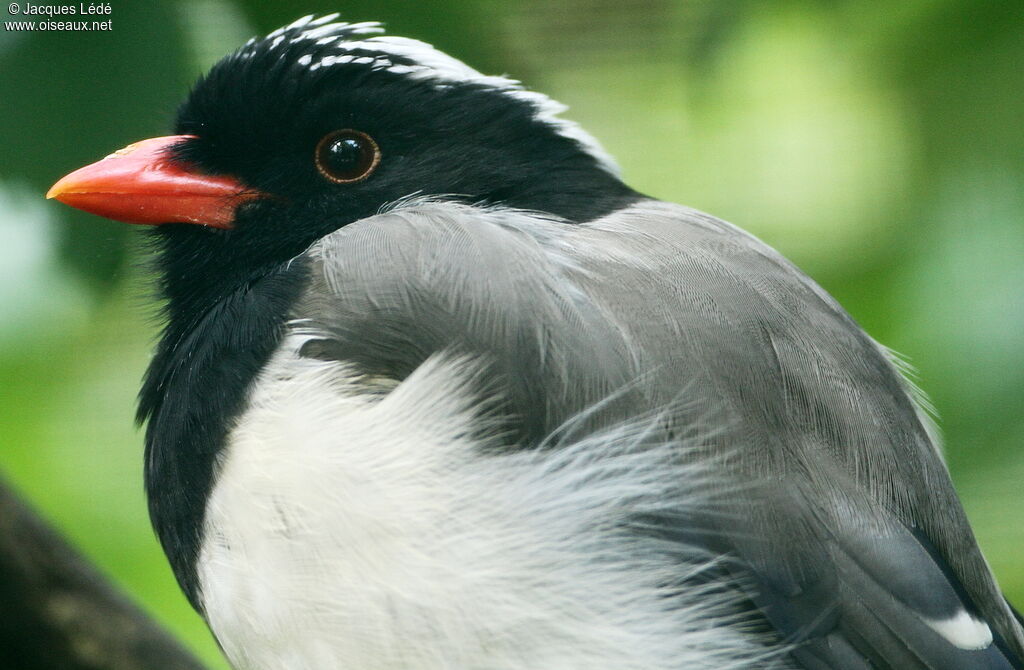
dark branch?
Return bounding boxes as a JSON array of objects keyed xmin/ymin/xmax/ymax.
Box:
[{"xmin": 0, "ymin": 474, "xmax": 210, "ymax": 670}]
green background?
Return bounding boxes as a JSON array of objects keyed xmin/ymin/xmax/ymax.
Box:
[{"xmin": 2, "ymin": 1, "xmax": 1021, "ymax": 666}]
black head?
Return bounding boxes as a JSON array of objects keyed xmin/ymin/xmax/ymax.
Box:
[{"xmin": 157, "ymin": 15, "xmax": 638, "ymax": 306}]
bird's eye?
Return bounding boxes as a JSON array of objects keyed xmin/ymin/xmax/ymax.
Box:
[{"xmin": 314, "ymin": 130, "xmax": 380, "ymax": 183}]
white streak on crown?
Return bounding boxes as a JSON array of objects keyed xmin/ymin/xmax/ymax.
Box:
[{"xmin": 244, "ymin": 14, "xmax": 620, "ymax": 176}]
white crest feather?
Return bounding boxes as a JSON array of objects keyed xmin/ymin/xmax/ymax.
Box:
[{"xmin": 242, "ymin": 16, "xmax": 621, "ymax": 176}]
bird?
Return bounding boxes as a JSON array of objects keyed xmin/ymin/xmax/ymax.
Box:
[{"xmin": 47, "ymin": 14, "xmax": 1023, "ymax": 670}]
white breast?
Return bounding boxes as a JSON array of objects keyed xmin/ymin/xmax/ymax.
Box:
[{"xmin": 197, "ymin": 334, "xmax": 764, "ymax": 670}]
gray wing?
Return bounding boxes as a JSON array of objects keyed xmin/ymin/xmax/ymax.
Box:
[
  {"xmin": 570, "ymin": 202, "xmax": 1024, "ymax": 668},
  {"xmin": 294, "ymin": 198, "xmax": 1024, "ymax": 669}
]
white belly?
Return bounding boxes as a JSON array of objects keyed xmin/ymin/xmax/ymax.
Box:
[{"xmin": 197, "ymin": 337, "xmax": 760, "ymax": 670}]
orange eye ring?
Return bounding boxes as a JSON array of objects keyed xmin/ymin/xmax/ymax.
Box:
[{"xmin": 314, "ymin": 129, "xmax": 381, "ymax": 183}]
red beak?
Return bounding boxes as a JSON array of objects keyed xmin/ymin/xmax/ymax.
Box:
[{"xmin": 46, "ymin": 135, "xmax": 261, "ymax": 229}]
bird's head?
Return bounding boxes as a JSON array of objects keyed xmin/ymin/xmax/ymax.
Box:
[{"xmin": 48, "ymin": 15, "xmax": 636, "ymax": 301}]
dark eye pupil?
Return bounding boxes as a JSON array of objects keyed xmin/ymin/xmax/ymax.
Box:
[
  {"xmin": 315, "ymin": 130, "xmax": 380, "ymax": 183},
  {"xmin": 326, "ymin": 137, "xmax": 363, "ymax": 173}
]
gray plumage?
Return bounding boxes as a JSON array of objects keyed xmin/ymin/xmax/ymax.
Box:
[
  {"xmin": 48, "ymin": 15, "xmax": 1021, "ymax": 669},
  {"xmin": 276, "ymin": 197, "xmax": 1023, "ymax": 668}
]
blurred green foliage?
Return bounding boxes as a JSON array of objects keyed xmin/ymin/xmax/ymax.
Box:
[{"xmin": 1, "ymin": 1, "xmax": 1021, "ymax": 666}]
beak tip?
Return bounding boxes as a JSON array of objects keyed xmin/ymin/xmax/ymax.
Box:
[{"xmin": 46, "ymin": 174, "xmax": 75, "ymax": 201}]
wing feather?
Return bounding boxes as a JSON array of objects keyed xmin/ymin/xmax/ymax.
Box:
[{"xmin": 295, "ymin": 198, "xmax": 1023, "ymax": 668}]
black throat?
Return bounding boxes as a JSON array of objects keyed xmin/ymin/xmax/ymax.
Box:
[{"xmin": 138, "ymin": 226, "xmax": 311, "ymax": 610}]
